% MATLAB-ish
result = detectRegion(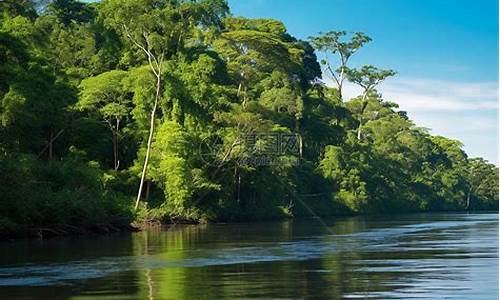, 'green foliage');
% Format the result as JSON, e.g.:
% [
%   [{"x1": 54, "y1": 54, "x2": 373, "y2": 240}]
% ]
[
  {"x1": 0, "y1": 152, "x2": 133, "y2": 231},
  {"x1": 309, "y1": 31, "x2": 371, "y2": 59},
  {"x1": 465, "y1": 158, "x2": 499, "y2": 210},
  {"x1": 0, "y1": 0, "x2": 497, "y2": 234},
  {"x1": 345, "y1": 65, "x2": 396, "y2": 91},
  {"x1": 150, "y1": 121, "x2": 194, "y2": 214},
  {"x1": 78, "y1": 70, "x2": 130, "y2": 118},
  {"x1": 48, "y1": 0, "x2": 96, "y2": 26},
  {"x1": 309, "y1": 31, "x2": 371, "y2": 99}
]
